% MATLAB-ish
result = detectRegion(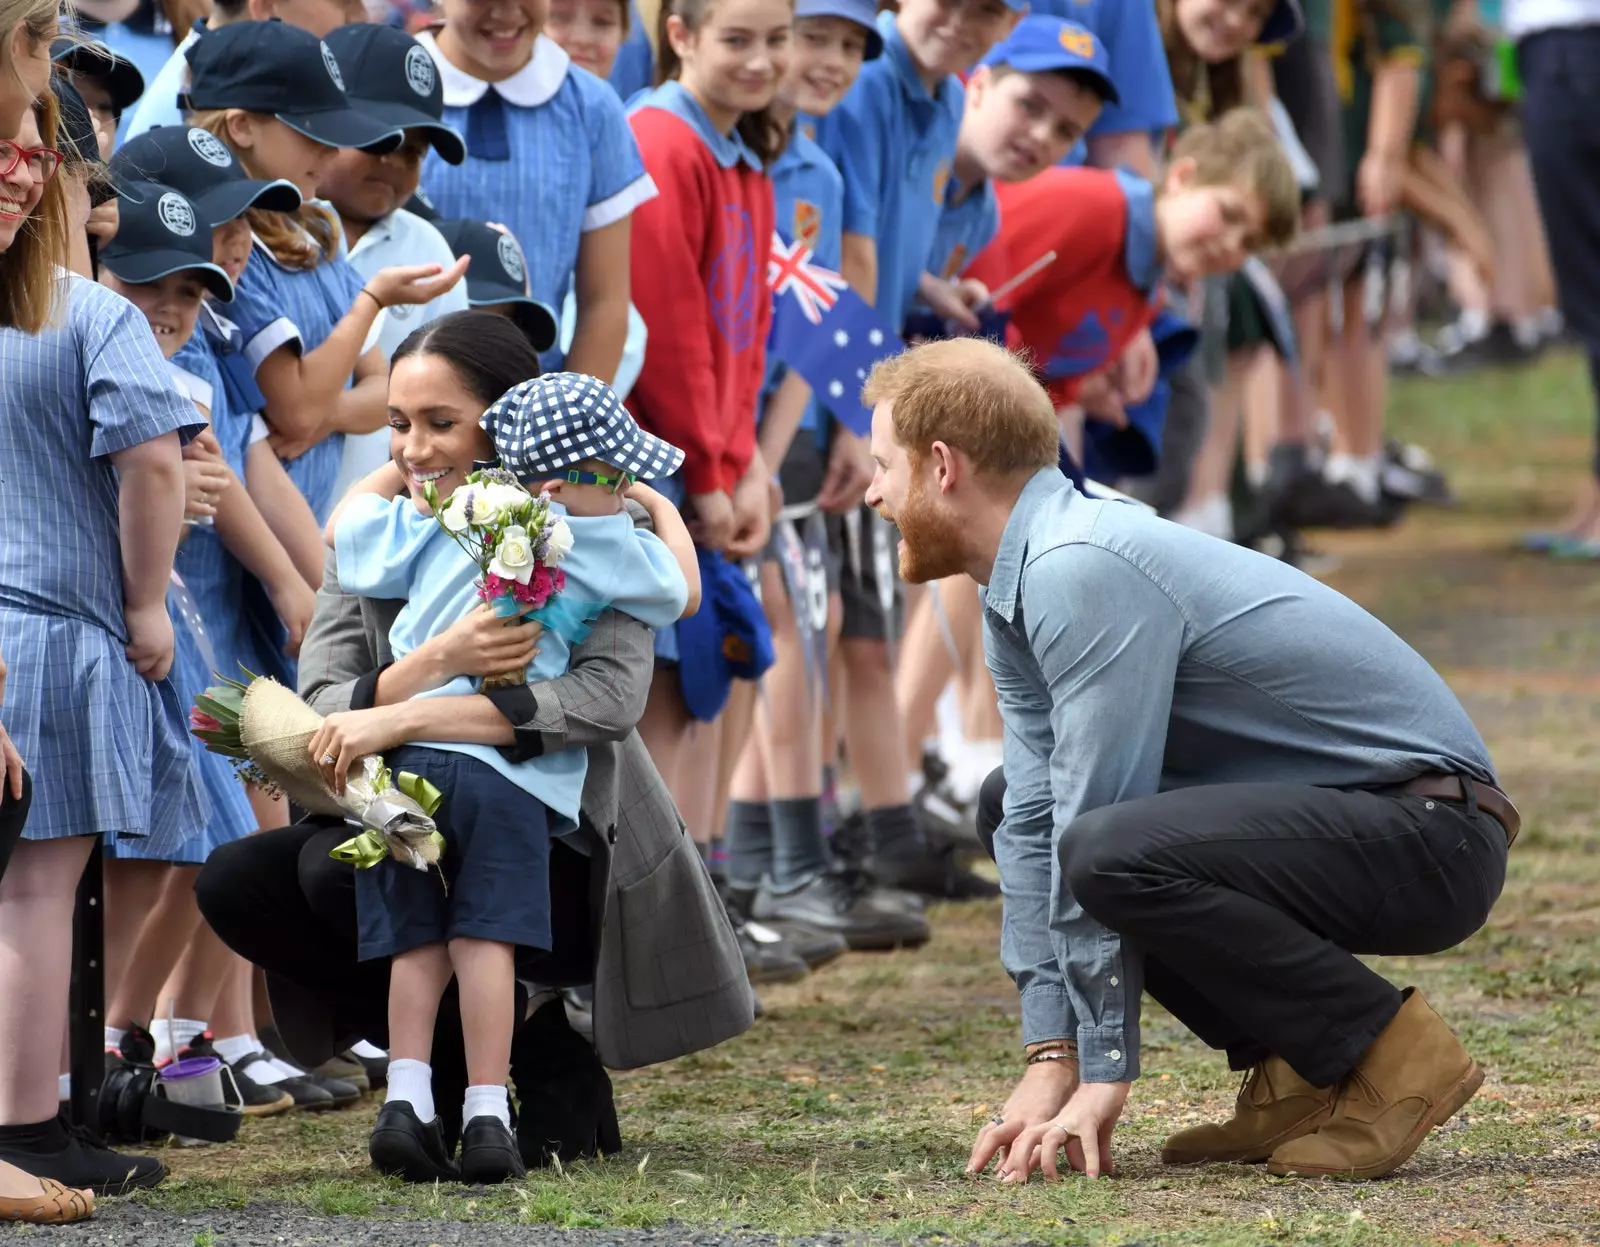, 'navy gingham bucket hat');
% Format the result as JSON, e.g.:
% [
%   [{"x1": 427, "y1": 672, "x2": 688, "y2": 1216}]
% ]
[{"x1": 480, "y1": 372, "x2": 686, "y2": 484}]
